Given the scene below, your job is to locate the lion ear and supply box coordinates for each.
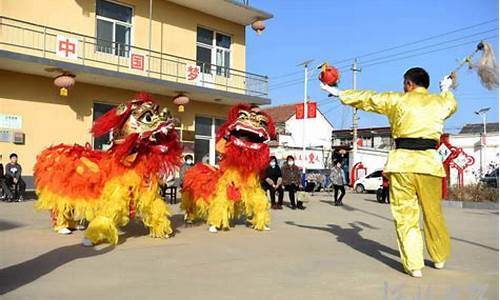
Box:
[116,103,128,115]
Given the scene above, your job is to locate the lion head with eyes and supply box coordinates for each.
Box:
[91,92,181,171]
[215,104,275,174]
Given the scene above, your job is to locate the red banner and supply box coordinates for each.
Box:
[296,103,304,119]
[307,102,317,118]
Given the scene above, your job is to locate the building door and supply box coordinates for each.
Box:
[194,116,225,165]
[92,102,116,150]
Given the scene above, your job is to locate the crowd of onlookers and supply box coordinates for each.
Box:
[0,153,26,202]
[175,154,350,209]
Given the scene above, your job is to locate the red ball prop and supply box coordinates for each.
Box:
[319,65,340,86]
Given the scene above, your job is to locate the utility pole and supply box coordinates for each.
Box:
[351,59,361,154]
[475,107,491,176]
[298,59,314,174]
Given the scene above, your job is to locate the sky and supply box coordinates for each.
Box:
[245,0,499,132]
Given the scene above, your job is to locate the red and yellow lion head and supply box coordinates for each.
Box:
[90,92,182,175]
[216,104,275,174]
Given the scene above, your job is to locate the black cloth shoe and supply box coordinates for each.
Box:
[290,205,297,210]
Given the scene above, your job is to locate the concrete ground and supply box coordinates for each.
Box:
[0,192,498,300]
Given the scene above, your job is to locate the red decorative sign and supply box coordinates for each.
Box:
[130,53,145,71]
[56,35,78,59]
[307,102,317,118]
[295,103,304,119]
[186,65,201,83]
[449,148,475,187]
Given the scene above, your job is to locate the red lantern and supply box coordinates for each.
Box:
[54,73,76,96]
[251,20,266,35]
[173,94,189,112]
[318,64,340,86]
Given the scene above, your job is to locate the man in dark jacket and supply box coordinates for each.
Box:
[262,156,284,209]
[5,153,25,202]
[0,154,14,201]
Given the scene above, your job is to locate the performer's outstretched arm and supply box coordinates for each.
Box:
[320,83,400,115]
[338,90,402,115]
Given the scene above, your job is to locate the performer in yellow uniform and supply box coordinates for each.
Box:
[321,67,456,278]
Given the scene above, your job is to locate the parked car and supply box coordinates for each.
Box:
[480,167,499,188]
[354,170,383,193]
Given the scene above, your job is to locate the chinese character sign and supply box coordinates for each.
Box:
[296,102,317,119]
[307,102,317,118]
[296,103,304,119]
[186,65,201,83]
[130,53,145,71]
[56,35,78,59]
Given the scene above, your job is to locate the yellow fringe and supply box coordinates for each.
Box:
[36,171,174,244]
[183,168,270,230]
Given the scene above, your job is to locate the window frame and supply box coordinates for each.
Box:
[95,0,134,58]
[194,115,226,165]
[196,25,232,78]
[91,101,117,150]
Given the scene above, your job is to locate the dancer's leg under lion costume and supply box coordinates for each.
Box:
[181,104,275,232]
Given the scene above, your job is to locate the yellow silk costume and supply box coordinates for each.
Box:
[340,87,457,272]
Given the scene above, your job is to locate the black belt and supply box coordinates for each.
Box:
[395,138,437,150]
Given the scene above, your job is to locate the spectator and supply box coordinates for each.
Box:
[330,160,346,206]
[262,156,284,209]
[179,154,194,188]
[5,153,26,202]
[1,154,14,201]
[381,172,390,204]
[281,155,305,210]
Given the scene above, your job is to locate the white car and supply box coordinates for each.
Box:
[354,170,383,193]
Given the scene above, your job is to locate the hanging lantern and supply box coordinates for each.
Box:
[251,20,266,35]
[172,94,190,112]
[318,63,340,86]
[54,73,76,96]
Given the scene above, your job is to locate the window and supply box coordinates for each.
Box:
[96,0,132,57]
[196,27,231,77]
[367,171,383,178]
[92,102,116,150]
[194,116,226,164]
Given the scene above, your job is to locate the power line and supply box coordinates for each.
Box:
[361,35,498,69]
[269,20,498,92]
[268,69,320,90]
[330,18,498,65]
[269,66,351,91]
[357,28,497,66]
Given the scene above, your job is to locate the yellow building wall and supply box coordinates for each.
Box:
[0,69,230,175]
[0,0,246,70]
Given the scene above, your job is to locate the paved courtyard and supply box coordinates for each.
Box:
[0,192,498,299]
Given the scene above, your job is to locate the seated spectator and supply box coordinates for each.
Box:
[179,154,194,189]
[262,156,284,209]
[0,154,14,201]
[281,155,305,210]
[5,153,26,202]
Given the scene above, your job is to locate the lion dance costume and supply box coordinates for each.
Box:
[181,104,275,232]
[34,93,182,245]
